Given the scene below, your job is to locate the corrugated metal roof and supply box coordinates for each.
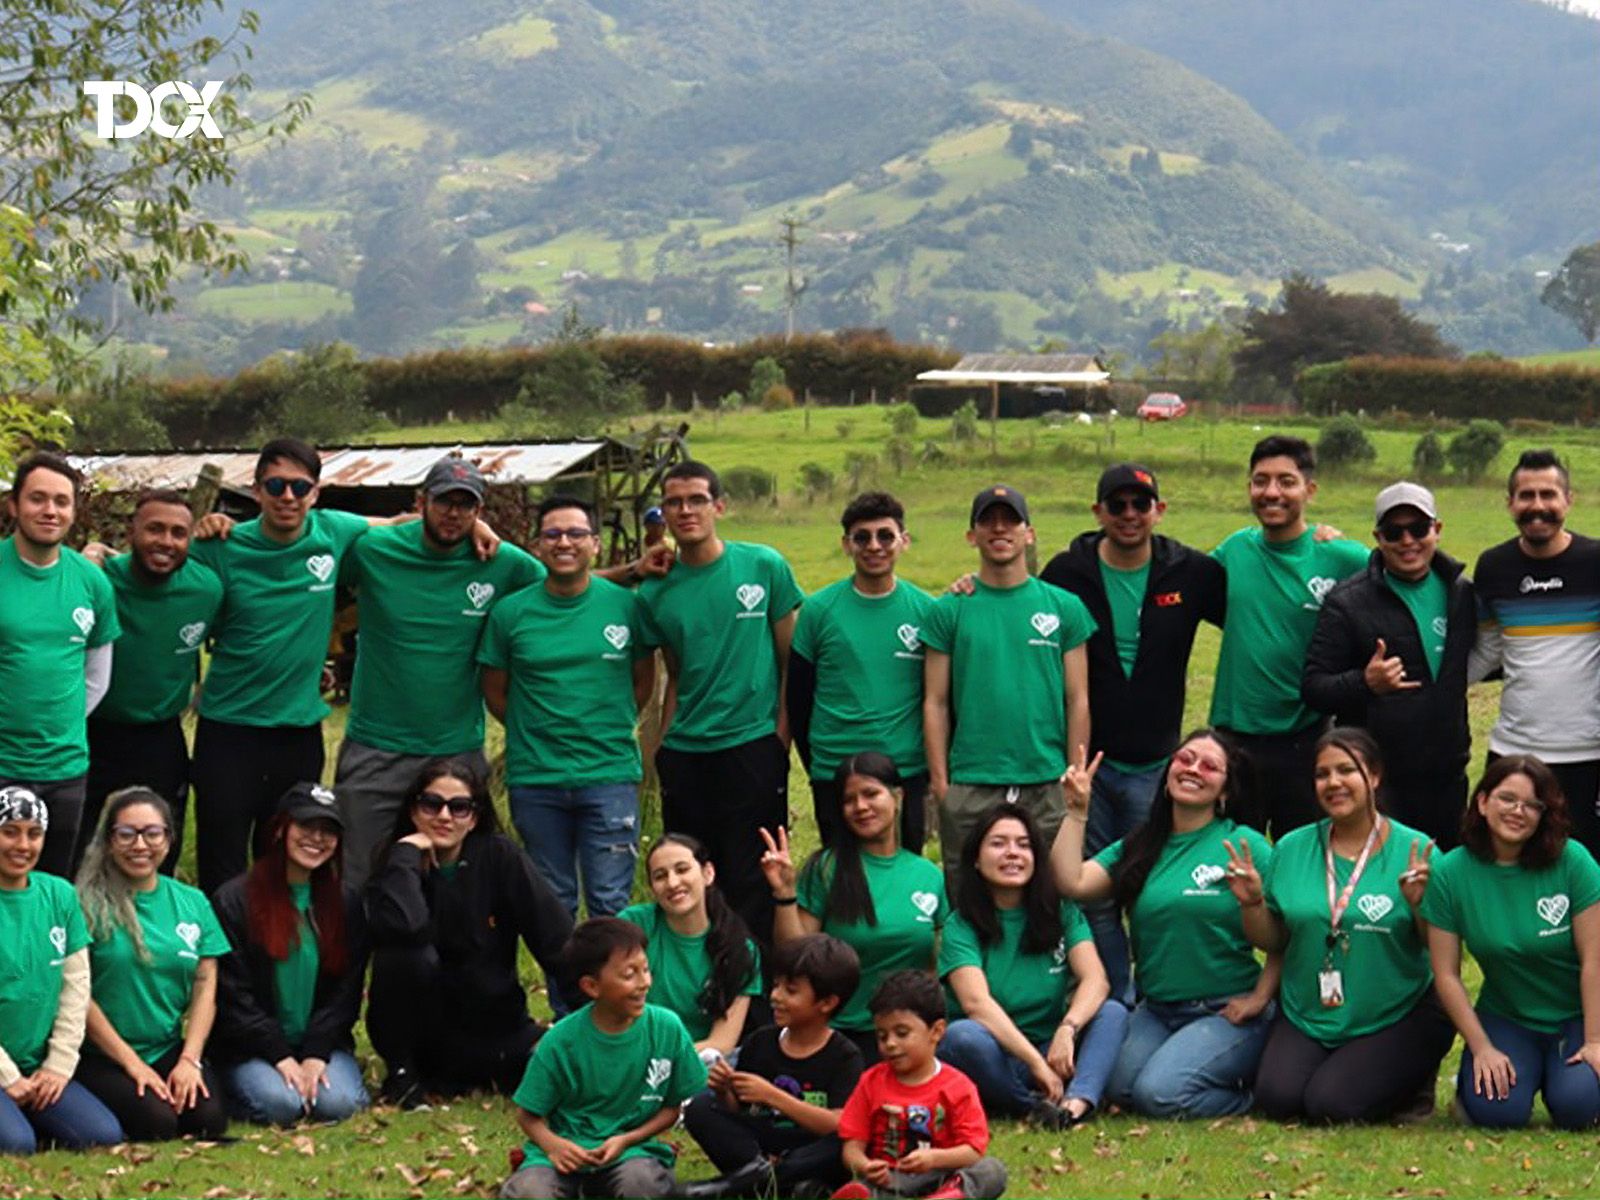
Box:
[70,441,609,492]
[916,352,1109,385]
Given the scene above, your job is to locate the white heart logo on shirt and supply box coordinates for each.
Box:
[736,583,766,611]
[1431,616,1448,637]
[1307,576,1337,604]
[910,891,939,918]
[178,622,206,648]
[603,624,631,651]
[1537,894,1570,927]
[71,607,95,636]
[466,581,495,609]
[896,623,921,652]
[645,1057,673,1089]
[49,925,66,956]
[1191,863,1225,889]
[305,555,335,583]
[1356,893,1393,923]
[176,922,202,952]
[1029,612,1060,638]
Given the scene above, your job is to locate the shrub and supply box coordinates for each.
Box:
[1508,417,1556,434]
[1447,420,1506,481]
[1316,414,1376,472]
[950,398,979,444]
[885,402,919,438]
[1412,431,1447,481]
[842,450,877,492]
[1299,356,1600,423]
[750,356,786,407]
[835,419,855,440]
[259,342,376,444]
[798,461,834,501]
[884,436,914,474]
[719,390,745,411]
[722,466,777,504]
[761,383,795,411]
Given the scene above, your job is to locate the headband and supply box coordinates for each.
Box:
[0,786,48,831]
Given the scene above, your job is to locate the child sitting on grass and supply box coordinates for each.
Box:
[833,971,1007,1200]
[500,918,707,1199]
[684,934,866,1198]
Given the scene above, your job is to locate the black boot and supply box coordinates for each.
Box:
[682,1159,774,1199]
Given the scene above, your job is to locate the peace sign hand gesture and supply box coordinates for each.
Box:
[1222,839,1264,907]
[1061,745,1103,817]
[760,826,797,900]
[1400,838,1434,909]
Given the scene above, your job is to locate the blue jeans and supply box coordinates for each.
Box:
[223,1050,369,1126]
[509,782,641,919]
[0,1079,124,1153]
[939,1001,1129,1115]
[1459,1010,1600,1130]
[1084,760,1164,1005]
[1108,996,1275,1118]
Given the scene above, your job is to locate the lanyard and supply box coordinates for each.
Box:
[1324,815,1384,938]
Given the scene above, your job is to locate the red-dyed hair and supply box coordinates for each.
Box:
[244,813,349,975]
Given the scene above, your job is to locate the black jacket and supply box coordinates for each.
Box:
[209,875,369,1067]
[1301,549,1476,782]
[1040,532,1227,765]
[365,832,577,1026]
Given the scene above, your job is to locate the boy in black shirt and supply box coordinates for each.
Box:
[684,935,864,1198]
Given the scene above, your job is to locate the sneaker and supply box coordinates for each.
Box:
[924,1177,967,1200]
[1026,1099,1073,1130]
[830,1184,873,1199]
[683,1159,773,1199]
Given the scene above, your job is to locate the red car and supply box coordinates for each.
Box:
[1137,392,1189,421]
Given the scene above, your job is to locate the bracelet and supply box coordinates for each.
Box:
[1064,810,1088,823]
[1059,1019,1079,1037]
[773,895,798,906]
[179,1052,203,1070]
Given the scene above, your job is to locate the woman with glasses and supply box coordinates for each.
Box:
[0,787,124,1154]
[74,787,231,1141]
[364,759,574,1108]
[209,783,370,1125]
[1051,729,1279,1118]
[1422,756,1600,1128]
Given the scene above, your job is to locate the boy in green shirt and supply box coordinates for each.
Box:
[502,918,706,1199]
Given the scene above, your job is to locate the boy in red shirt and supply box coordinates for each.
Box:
[834,971,1007,1199]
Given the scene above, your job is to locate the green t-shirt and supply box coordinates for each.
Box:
[790,577,936,778]
[1209,527,1369,735]
[1386,569,1449,681]
[0,538,121,778]
[513,1003,707,1169]
[1264,817,1433,1046]
[939,900,1092,1043]
[343,523,544,755]
[797,849,948,1032]
[1094,818,1271,1003]
[1098,559,1149,679]
[97,555,223,725]
[1420,840,1600,1033]
[0,874,91,1074]
[920,577,1096,785]
[478,576,649,787]
[638,542,804,752]
[275,882,320,1047]
[617,902,762,1042]
[190,509,371,728]
[87,875,231,1065]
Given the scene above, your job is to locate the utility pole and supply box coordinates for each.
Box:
[778,213,807,342]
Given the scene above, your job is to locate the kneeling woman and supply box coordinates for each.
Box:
[1231,728,1455,1122]
[211,783,370,1125]
[621,835,761,1057]
[1424,756,1600,1129]
[366,760,575,1106]
[75,788,231,1141]
[0,788,123,1154]
[940,804,1127,1127]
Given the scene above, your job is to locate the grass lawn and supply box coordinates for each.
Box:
[30,409,1600,1196]
[194,281,353,323]
[1520,348,1600,368]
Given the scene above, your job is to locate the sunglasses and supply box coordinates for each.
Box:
[849,528,900,548]
[415,793,475,819]
[1377,518,1434,543]
[1103,494,1155,516]
[261,477,315,499]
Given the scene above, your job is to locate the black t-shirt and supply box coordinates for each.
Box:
[735,1024,864,1126]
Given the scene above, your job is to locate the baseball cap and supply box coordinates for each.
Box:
[422,456,486,502]
[1096,463,1160,503]
[1374,481,1437,524]
[643,506,665,524]
[970,484,1029,525]
[277,781,345,830]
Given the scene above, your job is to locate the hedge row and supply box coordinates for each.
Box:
[1298,357,1600,423]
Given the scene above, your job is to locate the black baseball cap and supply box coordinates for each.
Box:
[422,456,486,502]
[1096,463,1160,503]
[277,781,345,830]
[970,484,1029,525]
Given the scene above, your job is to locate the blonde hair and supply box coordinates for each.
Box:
[75,787,173,962]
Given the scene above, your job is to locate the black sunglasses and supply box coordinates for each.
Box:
[1377,518,1434,544]
[849,528,900,547]
[261,477,314,498]
[1103,494,1155,516]
[415,792,475,819]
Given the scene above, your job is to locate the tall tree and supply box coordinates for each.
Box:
[1542,242,1600,344]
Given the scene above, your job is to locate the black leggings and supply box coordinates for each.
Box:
[1254,991,1455,1122]
[75,1046,228,1142]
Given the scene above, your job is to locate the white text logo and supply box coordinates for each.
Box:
[83,81,224,139]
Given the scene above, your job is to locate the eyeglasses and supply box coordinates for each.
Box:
[849,528,900,548]
[661,494,713,512]
[110,824,170,847]
[1488,791,1546,816]
[429,493,480,513]
[1172,746,1226,776]
[261,476,315,499]
[1377,518,1434,544]
[1103,494,1155,516]
[539,527,595,543]
[415,793,475,819]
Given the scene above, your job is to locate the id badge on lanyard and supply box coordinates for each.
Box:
[1320,818,1382,1008]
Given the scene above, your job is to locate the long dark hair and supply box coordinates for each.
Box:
[1314,727,1385,814]
[245,813,350,975]
[799,751,902,927]
[1460,755,1570,870]
[1111,730,1251,914]
[955,804,1062,956]
[372,758,499,877]
[649,833,757,1024]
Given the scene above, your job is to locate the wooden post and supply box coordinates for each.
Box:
[190,463,224,514]
[989,381,999,456]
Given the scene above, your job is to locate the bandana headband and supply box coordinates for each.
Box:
[0,786,47,831]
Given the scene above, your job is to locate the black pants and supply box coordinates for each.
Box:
[1254,991,1454,1123]
[811,772,927,855]
[1221,723,1326,840]
[683,1091,847,1189]
[190,718,324,894]
[838,1026,880,1066]
[366,944,540,1096]
[0,775,85,879]
[656,734,789,946]
[1488,755,1600,862]
[75,1045,227,1142]
[86,715,189,876]
[1388,773,1468,851]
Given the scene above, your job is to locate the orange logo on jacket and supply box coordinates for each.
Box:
[1154,591,1183,607]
